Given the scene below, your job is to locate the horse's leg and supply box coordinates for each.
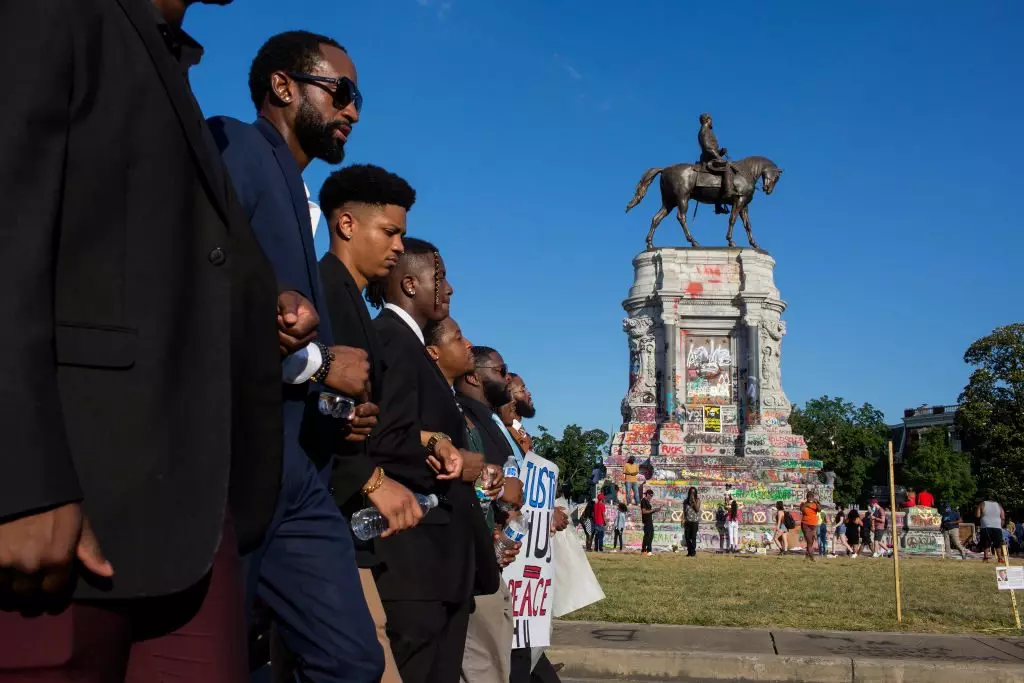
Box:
[646,205,669,250]
[741,202,759,249]
[726,202,740,247]
[676,199,699,247]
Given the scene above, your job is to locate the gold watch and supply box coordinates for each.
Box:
[425,432,452,455]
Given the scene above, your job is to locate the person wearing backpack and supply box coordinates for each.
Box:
[774,501,791,555]
[715,505,728,552]
[940,503,967,560]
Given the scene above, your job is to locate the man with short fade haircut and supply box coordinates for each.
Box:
[367,241,502,683]
[318,164,440,683]
[209,30,384,683]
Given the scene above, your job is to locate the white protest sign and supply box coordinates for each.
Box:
[996,566,1024,590]
[502,451,559,650]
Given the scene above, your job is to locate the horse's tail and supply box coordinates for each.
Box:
[625,167,664,213]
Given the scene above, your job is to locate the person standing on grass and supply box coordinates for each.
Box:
[845,509,863,558]
[580,499,596,551]
[940,503,968,560]
[716,504,729,552]
[726,500,741,553]
[869,498,886,558]
[859,505,873,554]
[614,503,628,552]
[834,508,853,556]
[818,512,830,558]
[799,492,821,562]
[641,490,658,556]
[977,495,1006,563]
[683,487,701,557]
[773,501,789,555]
[593,493,608,552]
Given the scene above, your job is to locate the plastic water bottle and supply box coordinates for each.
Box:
[351,493,439,541]
[475,468,496,510]
[497,454,521,512]
[494,515,528,560]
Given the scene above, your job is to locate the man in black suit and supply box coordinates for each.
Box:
[317,164,439,683]
[209,32,388,682]
[0,0,296,680]
[366,240,501,683]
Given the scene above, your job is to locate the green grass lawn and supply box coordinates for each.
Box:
[564,551,1024,634]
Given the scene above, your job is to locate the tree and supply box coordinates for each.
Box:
[789,396,889,506]
[901,427,975,508]
[532,424,609,500]
[957,323,1024,513]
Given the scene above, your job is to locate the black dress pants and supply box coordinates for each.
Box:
[383,599,471,683]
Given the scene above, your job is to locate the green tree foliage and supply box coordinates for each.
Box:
[902,427,975,508]
[957,323,1024,512]
[789,396,889,506]
[532,424,609,499]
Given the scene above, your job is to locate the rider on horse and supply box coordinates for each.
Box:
[697,113,736,215]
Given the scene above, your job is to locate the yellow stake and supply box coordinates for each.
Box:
[887,441,902,625]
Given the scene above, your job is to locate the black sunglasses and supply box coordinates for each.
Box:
[286,73,363,113]
[477,363,509,377]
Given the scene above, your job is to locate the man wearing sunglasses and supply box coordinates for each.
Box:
[208,31,385,683]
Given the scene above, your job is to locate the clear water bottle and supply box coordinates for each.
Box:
[494,515,528,560]
[475,467,495,510]
[351,493,439,541]
[496,454,520,512]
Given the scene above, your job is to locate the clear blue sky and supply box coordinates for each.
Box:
[186,0,1023,436]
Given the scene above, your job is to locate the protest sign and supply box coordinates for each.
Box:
[502,451,559,649]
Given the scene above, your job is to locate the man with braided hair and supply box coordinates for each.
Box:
[367,239,502,683]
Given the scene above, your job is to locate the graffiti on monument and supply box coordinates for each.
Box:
[721,406,737,426]
[682,333,733,405]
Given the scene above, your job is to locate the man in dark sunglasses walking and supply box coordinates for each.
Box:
[208,30,387,683]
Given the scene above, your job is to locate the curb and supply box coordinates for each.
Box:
[546,645,1024,683]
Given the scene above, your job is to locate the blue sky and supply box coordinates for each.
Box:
[187,0,1023,436]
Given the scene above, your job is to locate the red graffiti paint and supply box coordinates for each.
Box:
[685,282,703,297]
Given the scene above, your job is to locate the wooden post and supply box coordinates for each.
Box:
[887,441,903,625]
[1003,550,1022,629]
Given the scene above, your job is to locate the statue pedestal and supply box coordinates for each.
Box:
[610,248,832,552]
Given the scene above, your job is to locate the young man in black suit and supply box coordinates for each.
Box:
[317,164,441,683]
[0,1,305,680]
[365,239,501,683]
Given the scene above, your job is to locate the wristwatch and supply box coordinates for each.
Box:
[425,432,452,455]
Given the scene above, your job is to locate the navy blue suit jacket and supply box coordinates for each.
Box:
[209,116,336,474]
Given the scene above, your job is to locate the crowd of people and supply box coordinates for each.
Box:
[0,3,569,682]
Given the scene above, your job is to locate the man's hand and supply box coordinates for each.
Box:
[366,477,424,538]
[0,503,114,602]
[460,450,485,484]
[344,402,379,442]
[426,440,463,481]
[278,291,319,354]
[325,346,369,398]
[481,464,504,501]
[493,524,522,568]
[551,506,569,534]
[500,478,524,509]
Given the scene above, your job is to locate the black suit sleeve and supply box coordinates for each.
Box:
[0,2,84,519]
[369,334,436,492]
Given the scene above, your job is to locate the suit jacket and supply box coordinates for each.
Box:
[317,253,385,566]
[209,116,340,477]
[371,309,498,601]
[456,395,515,468]
[0,0,281,600]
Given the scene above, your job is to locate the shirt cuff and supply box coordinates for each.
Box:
[282,343,323,384]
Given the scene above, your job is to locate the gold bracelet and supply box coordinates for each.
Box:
[362,467,385,495]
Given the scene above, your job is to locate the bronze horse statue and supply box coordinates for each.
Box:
[625,156,783,249]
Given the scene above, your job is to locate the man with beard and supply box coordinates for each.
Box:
[209,32,384,682]
[0,0,300,680]
[367,241,501,683]
[452,349,528,683]
[318,165,446,683]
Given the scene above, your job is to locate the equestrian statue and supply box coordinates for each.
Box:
[625,113,783,250]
